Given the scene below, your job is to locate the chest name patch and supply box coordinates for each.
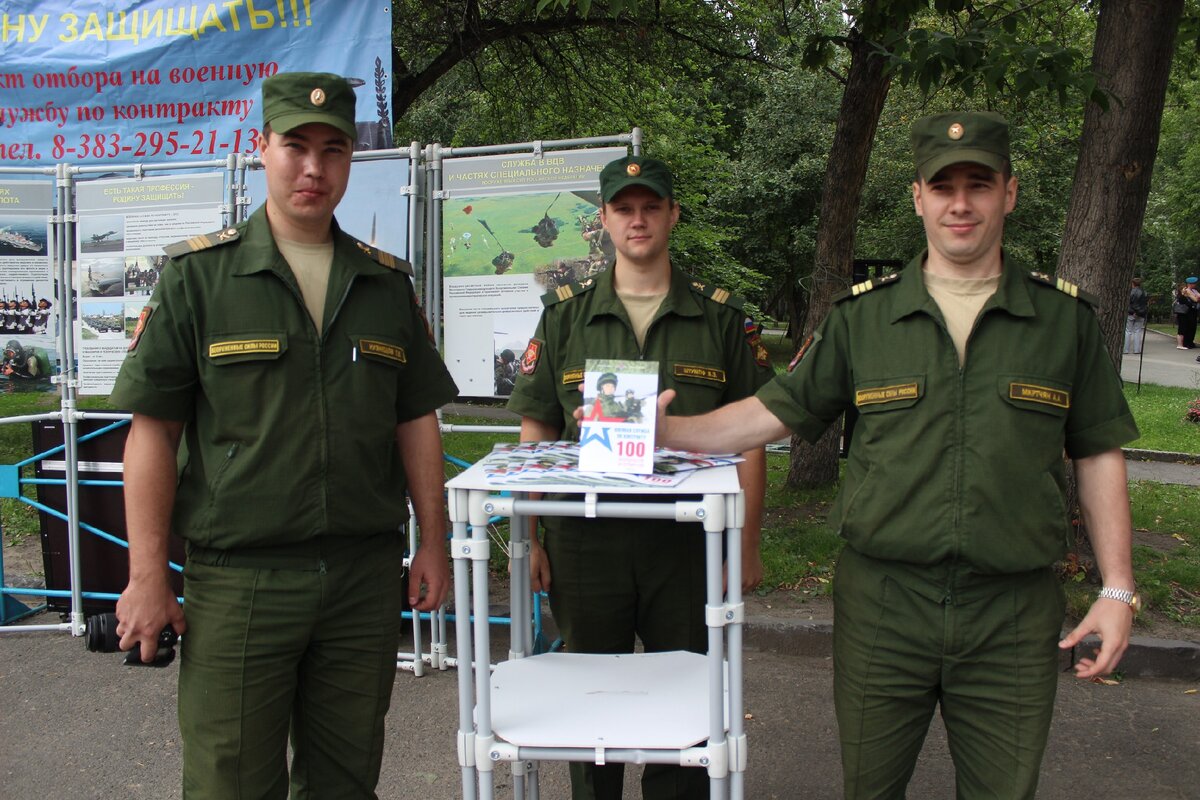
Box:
[1009,383,1069,409]
[561,368,584,385]
[208,339,280,358]
[855,383,919,407]
[359,339,406,364]
[674,364,726,384]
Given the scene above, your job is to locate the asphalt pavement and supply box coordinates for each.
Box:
[0,616,1197,800]
[1120,327,1200,390]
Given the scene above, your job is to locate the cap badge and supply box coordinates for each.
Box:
[626,163,641,176]
[948,122,964,140]
[310,87,326,107]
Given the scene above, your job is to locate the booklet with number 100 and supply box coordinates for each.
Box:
[578,358,658,474]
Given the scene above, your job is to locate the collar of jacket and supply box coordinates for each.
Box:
[229,205,395,281]
[887,249,1036,325]
[583,261,705,326]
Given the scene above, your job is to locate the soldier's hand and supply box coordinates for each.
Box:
[116,576,186,664]
[529,538,553,594]
[409,542,450,611]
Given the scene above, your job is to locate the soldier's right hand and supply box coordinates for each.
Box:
[116,577,186,664]
[529,538,552,594]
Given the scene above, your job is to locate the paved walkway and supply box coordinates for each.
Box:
[1121,327,1200,390]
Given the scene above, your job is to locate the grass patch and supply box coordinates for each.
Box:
[1123,384,1200,454]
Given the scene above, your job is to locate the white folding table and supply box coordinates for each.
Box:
[447,462,748,799]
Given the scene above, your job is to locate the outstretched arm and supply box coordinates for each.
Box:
[655,390,790,455]
[1058,448,1135,678]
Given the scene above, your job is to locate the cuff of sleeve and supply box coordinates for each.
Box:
[397,374,459,422]
[755,380,827,443]
[1065,414,1140,460]
[109,380,194,422]
[504,393,560,427]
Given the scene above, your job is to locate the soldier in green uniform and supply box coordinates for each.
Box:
[507,155,775,800]
[653,113,1140,799]
[110,73,458,799]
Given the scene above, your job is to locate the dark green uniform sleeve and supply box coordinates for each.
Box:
[110,260,198,421]
[755,311,853,442]
[506,313,563,430]
[1063,303,1138,458]
[394,281,459,422]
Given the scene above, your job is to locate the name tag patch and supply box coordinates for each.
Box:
[855,383,919,407]
[1009,383,1069,409]
[561,368,584,385]
[674,364,726,384]
[359,339,406,364]
[208,339,281,358]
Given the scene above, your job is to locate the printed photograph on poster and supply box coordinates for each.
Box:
[0,216,48,256]
[77,258,126,298]
[80,301,126,340]
[442,192,613,289]
[578,359,659,475]
[125,256,166,297]
[77,216,126,254]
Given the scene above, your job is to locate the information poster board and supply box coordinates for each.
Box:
[441,146,624,397]
[0,180,57,393]
[73,173,224,394]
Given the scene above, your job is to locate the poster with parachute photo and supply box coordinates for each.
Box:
[441,146,625,398]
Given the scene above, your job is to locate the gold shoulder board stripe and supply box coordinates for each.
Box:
[209,339,281,358]
[851,280,874,297]
[711,288,730,304]
[556,285,574,302]
[187,235,210,252]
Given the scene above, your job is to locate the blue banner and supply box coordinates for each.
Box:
[0,1,393,166]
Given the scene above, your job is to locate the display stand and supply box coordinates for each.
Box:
[447,463,747,800]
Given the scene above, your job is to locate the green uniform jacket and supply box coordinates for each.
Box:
[110,207,458,550]
[758,253,1138,575]
[507,263,776,440]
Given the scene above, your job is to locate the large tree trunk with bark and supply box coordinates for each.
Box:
[786,15,896,488]
[1058,0,1183,363]
[1057,0,1182,553]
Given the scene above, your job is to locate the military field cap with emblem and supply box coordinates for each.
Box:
[912,111,1010,181]
[599,155,674,203]
[262,72,357,140]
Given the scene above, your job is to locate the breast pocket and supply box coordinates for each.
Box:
[201,331,289,434]
[668,360,728,412]
[850,375,925,451]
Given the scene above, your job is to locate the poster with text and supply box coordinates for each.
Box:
[74,173,223,394]
[2,1,393,167]
[441,146,625,397]
[0,180,58,393]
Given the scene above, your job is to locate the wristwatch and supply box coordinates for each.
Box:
[1098,586,1142,616]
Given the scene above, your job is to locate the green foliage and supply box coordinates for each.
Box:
[1128,481,1200,626]
[1122,384,1200,453]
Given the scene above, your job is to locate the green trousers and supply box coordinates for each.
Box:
[178,536,405,799]
[833,546,1065,800]
[544,517,710,800]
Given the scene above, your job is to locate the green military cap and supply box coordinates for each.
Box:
[261,72,357,140]
[912,111,1009,181]
[596,371,618,390]
[599,155,674,203]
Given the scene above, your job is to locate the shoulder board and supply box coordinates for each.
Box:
[832,271,902,303]
[163,226,241,259]
[688,280,746,311]
[352,239,413,276]
[1027,271,1099,306]
[542,278,597,307]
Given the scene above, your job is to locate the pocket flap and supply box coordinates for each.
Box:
[853,376,924,412]
[999,375,1071,415]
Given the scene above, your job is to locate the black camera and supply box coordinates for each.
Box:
[85,612,178,667]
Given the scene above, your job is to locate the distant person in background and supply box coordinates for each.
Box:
[1174,277,1199,349]
[1124,276,1148,355]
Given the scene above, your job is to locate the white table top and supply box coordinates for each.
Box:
[445,460,741,495]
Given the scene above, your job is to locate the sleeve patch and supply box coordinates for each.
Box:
[787,333,817,373]
[519,338,543,375]
[127,305,153,353]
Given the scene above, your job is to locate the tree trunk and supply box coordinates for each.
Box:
[786,14,896,489]
[1056,0,1182,553]
[1058,0,1183,364]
